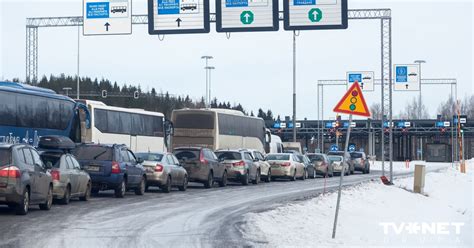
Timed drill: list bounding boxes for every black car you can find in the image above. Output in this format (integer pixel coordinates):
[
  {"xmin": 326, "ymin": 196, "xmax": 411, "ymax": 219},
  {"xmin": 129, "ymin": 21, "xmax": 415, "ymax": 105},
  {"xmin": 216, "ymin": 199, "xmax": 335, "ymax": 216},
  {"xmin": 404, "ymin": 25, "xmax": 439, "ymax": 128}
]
[
  {"xmin": 0, "ymin": 144, "xmax": 53, "ymax": 215},
  {"xmin": 73, "ymin": 144, "xmax": 147, "ymax": 198}
]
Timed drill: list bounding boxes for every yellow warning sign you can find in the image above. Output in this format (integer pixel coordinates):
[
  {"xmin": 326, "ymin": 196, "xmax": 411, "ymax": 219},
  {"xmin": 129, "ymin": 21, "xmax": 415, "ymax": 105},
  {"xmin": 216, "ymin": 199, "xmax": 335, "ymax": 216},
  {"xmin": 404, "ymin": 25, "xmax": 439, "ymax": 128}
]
[{"xmin": 333, "ymin": 81, "xmax": 371, "ymax": 117}]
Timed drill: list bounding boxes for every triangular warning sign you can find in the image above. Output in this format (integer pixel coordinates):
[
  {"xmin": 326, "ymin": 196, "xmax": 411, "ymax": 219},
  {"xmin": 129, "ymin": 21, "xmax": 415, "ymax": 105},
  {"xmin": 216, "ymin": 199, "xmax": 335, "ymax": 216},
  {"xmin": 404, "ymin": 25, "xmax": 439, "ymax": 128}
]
[{"xmin": 333, "ymin": 81, "xmax": 371, "ymax": 117}]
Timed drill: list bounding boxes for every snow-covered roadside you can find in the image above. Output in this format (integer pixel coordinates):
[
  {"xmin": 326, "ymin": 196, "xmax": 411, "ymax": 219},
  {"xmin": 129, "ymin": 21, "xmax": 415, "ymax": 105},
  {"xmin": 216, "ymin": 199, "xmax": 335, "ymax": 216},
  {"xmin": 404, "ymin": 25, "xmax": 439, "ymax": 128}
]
[
  {"xmin": 370, "ymin": 160, "xmax": 449, "ymax": 172},
  {"xmin": 244, "ymin": 161, "xmax": 473, "ymax": 247}
]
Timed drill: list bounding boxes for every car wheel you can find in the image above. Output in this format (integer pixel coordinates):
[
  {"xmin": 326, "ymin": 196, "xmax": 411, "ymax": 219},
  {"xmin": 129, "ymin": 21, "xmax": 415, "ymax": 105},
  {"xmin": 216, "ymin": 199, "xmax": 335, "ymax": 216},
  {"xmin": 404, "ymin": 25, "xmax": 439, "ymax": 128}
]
[
  {"xmin": 265, "ymin": 169, "xmax": 271, "ymax": 183},
  {"xmin": 290, "ymin": 170, "xmax": 296, "ymax": 181},
  {"xmin": 59, "ymin": 185, "xmax": 71, "ymax": 205},
  {"xmin": 204, "ymin": 171, "xmax": 214, "ymax": 189},
  {"xmin": 114, "ymin": 180, "xmax": 126, "ymax": 198},
  {"xmin": 91, "ymin": 188, "xmax": 99, "ymax": 195},
  {"xmin": 241, "ymin": 172, "xmax": 249, "ymax": 186},
  {"xmin": 39, "ymin": 186, "xmax": 53, "ymax": 210},
  {"xmin": 80, "ymin": 183, "xmax": 91, "ymax": 201},
  {"xmin": 15, "ymin": 189, "xmax": 29, "ymax": 215},
  {"xmin": 218, "ymin": 171, "xmax": 227, "ymax": 187},
  {"xmin": 135, "ymin": 176, "xmax": 146, "ymax": 195},
  {"xmin": 253, "ymin": 169, "xmax": 261, "ymax": 185},
  {"xmin": 178, "ymin": 175, "xmax": 188, "ymax": 191},
  {"xmin": 161, "ymin": 176, "xmax": 172, "ymax": 193}
]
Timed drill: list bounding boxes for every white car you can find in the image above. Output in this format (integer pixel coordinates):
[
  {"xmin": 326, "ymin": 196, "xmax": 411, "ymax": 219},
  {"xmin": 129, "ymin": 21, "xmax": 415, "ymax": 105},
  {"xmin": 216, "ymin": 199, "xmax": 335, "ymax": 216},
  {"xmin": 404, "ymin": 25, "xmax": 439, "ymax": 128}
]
[{"xmin": 327, "ymin": 155, "xmax": 350, "ymax": 176}]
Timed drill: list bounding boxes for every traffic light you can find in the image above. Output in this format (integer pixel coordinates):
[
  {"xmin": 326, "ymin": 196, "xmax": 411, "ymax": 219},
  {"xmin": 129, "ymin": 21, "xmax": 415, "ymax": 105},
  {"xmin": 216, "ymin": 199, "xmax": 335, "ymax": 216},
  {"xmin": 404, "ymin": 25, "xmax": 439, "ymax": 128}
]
[
  {"xmin": 101, "ymin": 90, "xmax": 107, "ymax": 98},
  {"xmin": 335, "ymin": 115, "xmax": 342, "ymax": 129}
]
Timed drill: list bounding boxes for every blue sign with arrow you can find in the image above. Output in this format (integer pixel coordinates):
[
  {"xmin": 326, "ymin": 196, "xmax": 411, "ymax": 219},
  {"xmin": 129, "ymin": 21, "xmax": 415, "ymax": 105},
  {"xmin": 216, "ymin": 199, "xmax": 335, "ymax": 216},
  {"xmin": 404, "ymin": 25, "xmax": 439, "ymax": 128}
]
[
  {"xmin": 348, "ymin": 73, "xmax": 362, "ymax": 83},
  {"xmin": 395, "ymin": 66, "xmax": 408, "ymax": 83},
  {"xmin": 330, "ymin": 144, "xmax": 339, "ymax": 151},
  {"xmin": 348, "ymin": 144, "xmax": 356, "ymax": 152}
]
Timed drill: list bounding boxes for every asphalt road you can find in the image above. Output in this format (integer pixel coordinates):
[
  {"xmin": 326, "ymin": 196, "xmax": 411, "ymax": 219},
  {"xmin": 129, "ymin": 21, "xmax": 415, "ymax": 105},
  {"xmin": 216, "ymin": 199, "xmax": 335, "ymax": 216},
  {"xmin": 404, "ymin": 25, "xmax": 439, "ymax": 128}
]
[{"xmin": 0, "ymin": 166, "xmax": 446, "ymax": 248}]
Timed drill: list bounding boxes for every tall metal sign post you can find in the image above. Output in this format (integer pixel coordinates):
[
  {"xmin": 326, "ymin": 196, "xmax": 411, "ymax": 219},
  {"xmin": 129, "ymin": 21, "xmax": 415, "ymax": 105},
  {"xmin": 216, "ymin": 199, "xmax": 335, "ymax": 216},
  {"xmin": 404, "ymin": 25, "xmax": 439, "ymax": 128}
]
[{"xmin": 331, "ymin": 81, "xmax": 370, "ymax": 238}]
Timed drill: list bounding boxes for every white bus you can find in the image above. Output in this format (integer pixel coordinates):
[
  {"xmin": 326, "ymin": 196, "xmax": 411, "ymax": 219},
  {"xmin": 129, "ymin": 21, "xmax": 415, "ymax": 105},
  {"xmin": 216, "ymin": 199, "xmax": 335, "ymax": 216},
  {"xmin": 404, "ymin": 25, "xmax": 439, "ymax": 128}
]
[
  {"xmin": 78, "ymin": 100, "xmax": 167, "ymax": 153},
  {"xmin": 171, "ymin": 109, "xmax": 271, "ymax": 153}
]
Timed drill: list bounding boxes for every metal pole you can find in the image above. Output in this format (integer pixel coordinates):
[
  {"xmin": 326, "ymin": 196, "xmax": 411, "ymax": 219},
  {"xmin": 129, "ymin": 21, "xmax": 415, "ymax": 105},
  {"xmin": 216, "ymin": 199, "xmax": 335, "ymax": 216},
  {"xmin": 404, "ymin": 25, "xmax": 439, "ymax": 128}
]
[
  {"xmin": 292, "ymin": 31, "xmax": 297, "ymax": 142},
  {"xmin": 205, "ymin": 60, "xmax": 209, "ymax": 107},
  {"xmin": 388, "ymin": 19, "xmax": 393, "ymax": 182},
  {"xmin": 332, "ymin": 114, "xmax": 352, "ymax": 239},
  {"xmin": 380, "ymin": 19, "xmax": 385, "ymax": 176},
  {"xmin": 317, "ymin": 82, "xmax": 320, "ymax": 151},
  {"xmin": 321, "ymin": 85, "xmax": 324, "ymax": 152},
  {"xmin": 76, "ymin": 22, "xmax": 80, "ymax": 99}
]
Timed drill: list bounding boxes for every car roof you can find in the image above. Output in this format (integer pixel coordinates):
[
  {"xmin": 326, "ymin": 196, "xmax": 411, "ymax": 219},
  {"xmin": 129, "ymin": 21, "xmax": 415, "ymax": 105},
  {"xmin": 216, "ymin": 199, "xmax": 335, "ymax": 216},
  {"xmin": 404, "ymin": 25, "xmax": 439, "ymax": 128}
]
[
  {"xmin": 0, "ymin": 143, "xmax": 30, "ymax": 149},
  {"xmin": 215, "ymin": 149, "xmax": 242, "ymax": 153},
  {"xmin": 135, "ymin": 152, "xmax": 166, "ymax": 155},
  {"xmin": 77, "ymin": 143, "xmax": 124, "ymax": 148},
  {"xmin": 174, "ymin": 147, "xmax": 205, "ymax": 151}
]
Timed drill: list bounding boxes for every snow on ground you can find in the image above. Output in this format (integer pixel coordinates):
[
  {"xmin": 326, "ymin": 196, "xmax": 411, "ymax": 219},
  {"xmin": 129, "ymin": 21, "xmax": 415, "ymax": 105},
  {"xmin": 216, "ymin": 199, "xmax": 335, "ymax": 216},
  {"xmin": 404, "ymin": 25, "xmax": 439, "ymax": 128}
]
[
  {"xmin": 370, "ymin": 160, "xmax": 450, "ymax": 172},
  {"xmin": 244, "ymin": 161, "xmax": 473, "ymax": 247}
]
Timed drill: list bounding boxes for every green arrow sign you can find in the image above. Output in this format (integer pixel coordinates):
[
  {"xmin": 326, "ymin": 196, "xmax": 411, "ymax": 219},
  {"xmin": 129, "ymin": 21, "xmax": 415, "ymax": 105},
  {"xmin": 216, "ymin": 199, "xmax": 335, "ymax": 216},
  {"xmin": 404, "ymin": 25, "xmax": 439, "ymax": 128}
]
[
  {"xmin": 240, "ymin": 11, "xmax": 254, "ymax": 25},
  {"xmin": 308, "ymin": 8, "xmax": 322, "ymax": 22}
]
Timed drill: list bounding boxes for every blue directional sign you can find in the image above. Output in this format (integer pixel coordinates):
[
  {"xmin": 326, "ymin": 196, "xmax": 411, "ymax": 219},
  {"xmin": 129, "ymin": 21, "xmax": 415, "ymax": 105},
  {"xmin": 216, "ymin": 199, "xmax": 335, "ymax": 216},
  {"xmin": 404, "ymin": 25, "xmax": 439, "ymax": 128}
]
[
  {"xmin": 348, "ymin": 144, "xmax": 356, "ymax": 152},
  {"xmin": 395, "ymin": 66, "xmax": 408, "ymax": 83},
  {"xmin": 158, "ymin": 0, "xmax": 180, "ymax": 15},
  {"xmin": 348, "ymin": 73, "xmax": 362, "ymax": 84},
  {"xmin": 325, "ymin": 122, "xmax": 333, "ymax": 128},
  {"xmin": 273, "ymin": 122, "xmax": 281, "ymax": 128},
  {"xmin": 294, "ymin": 0, "xmax": 315, "ymax": 5},
  {"xmin": 226, "ymin": 0, "xmax": 248, "ymax": 7},
  {"xmin": 86, "ymin": 2, "xmax": 110, "ymax": 19},
  {"xmin": 397, "ymin": 122, "xmax": 406, "ymax": 128},
  {"xmin": 436, "ymin": 121, "xmax": 444, "ymax": 127},
  {"xmin": 330, "ymin": 144, "xmax": 339, "ymax": 151}
]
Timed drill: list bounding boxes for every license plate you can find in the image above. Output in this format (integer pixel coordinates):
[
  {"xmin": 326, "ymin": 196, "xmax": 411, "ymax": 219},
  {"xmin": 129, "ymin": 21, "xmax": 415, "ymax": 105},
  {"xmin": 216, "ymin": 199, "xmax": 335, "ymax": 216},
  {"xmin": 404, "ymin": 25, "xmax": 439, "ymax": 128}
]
[{"xmin": 87, "ymin": 166, "xmax": 100, "ymax": 172}]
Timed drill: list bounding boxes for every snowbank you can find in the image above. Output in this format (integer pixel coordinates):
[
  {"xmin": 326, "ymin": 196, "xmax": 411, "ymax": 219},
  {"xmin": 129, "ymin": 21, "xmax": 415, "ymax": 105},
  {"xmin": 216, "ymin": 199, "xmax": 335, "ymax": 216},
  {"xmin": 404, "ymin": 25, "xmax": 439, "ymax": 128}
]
[
  {"xmin": 370, "ymin": 160, "xmax": 450, "ymax": 172},
  {"xmin": 244, "ymin": 161, "xmax": 473, "ymax": 247}
]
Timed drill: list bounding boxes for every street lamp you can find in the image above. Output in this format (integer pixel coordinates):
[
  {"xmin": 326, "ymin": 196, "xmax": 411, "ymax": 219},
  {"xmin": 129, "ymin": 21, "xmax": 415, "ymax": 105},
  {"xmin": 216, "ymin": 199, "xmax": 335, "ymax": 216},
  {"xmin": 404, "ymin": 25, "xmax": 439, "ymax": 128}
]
[
  {"xmin": 201, "ymin": 56, "xmax": 213, "ymax": 108},
  {"xmin": 74, "ymin": 17, "xmax": 82, "ymax": 100},
  {"xmin": 204, "ymin": 66, "xmax": 215, "ymax": 108},
  {"xmin": 63, "ymin": 87, "xmax": 72, "ymax": 97},
  {"xmin": 414, "ymin": 60, "xmax": 426, "ymax": 161}
]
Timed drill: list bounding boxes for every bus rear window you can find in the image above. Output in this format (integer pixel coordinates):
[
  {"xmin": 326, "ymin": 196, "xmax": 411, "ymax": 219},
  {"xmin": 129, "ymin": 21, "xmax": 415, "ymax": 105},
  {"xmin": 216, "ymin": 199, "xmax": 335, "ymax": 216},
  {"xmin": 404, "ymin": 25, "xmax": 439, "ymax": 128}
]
[
  {"xmin": 175, "ymin": 113, "xmax": 214, "ymax": 129},
  {"xmin": 0, "ymin": 149, "xmax": 11, "ymax": 166},
  {"xmin": 73, "ymin": 146, "xmax": 113, "ymax": 161}
]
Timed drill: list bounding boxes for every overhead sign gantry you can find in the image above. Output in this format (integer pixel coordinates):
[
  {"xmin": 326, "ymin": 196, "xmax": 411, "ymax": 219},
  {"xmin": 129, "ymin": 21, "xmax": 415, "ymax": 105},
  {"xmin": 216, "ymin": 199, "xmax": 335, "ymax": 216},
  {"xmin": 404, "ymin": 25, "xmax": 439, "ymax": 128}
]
[
  {"xmin": 83, "ymin": 0, "xmax": 132, "ymax": 35},
  {"xmin": 283, "ymin": 0, "xmax": 348, "ymax": 30},
  {"xmin": 216, "ymin": 0, "xmax": 279, "ymax": 32}
]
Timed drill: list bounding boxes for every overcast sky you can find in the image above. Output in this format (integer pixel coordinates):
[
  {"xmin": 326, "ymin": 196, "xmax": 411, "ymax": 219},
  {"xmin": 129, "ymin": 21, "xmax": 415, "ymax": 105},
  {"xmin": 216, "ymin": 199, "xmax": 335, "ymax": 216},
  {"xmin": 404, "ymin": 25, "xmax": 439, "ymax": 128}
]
[{"xmin": 1, "ymin": 0, "xmax": 473, "ymax": 120}]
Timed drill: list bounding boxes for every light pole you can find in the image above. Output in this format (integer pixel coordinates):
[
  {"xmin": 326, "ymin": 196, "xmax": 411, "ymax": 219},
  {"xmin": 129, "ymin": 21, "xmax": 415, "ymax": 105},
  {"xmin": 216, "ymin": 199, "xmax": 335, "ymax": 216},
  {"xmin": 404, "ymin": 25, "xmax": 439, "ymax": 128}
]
[
  {"xmin": 414, "ymin": 60, "xmax": 426, "ymax": 160},
  {"xmin": 292, "ymin": 31, "xmax": 297, "ymax": 142},
  {"xmin": 75, "ymin": 17, "xmax": 81, "ymax": 100},
  {"xmin": 205, "ymin": 66, "xmax": 215, "ymax": 107},
  {"xmin": 63, "ymin": 87, "xmax": 72, "ymax": 97},
  {"xmin": 201, "ymin": 56, "xmax": 213, "ymax": 107}
]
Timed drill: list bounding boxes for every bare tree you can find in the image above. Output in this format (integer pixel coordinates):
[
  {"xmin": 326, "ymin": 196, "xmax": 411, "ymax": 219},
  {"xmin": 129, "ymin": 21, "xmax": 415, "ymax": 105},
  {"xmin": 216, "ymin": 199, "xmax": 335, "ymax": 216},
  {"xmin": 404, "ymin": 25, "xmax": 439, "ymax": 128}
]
[
  {"xmin": 437, "ymin": 95, "xmax": 456, "ymax": 120},
  {"xmin": 370, "ymin": 103, "xmax": 382, "ymax": 120},
  {"xmin": 398, "ymin": 97, "xmax": 430, "ymax": 119}
]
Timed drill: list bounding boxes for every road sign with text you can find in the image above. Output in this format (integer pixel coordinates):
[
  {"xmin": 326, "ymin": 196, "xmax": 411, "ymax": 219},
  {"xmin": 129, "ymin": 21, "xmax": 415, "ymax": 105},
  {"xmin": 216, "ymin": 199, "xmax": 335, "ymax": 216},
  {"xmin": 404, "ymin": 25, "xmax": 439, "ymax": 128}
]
[
  {"xmin": 394, "ymin": 64, "xmax": 420, "ymax": 91},
  {"xmin": 83, "ymin": 0, "xmax": 132, "ymax": 35},
  {"xmin": 333, "ymin": 82, "xmax": 371, "ymax": 117},
  {"xmin": 148, "ymin": 0, "xmax": 210, "ymax": 34},
  {"xmin": 284, "ymin": 0, "xmax": 348, "ymax": 30},
  {"xmin": 347, "ymin": 71, "xmax": 374, "ymax": 91},
  {"xmin": 216, "ymin": 0, "xmax": 279, "ymax": 32}
]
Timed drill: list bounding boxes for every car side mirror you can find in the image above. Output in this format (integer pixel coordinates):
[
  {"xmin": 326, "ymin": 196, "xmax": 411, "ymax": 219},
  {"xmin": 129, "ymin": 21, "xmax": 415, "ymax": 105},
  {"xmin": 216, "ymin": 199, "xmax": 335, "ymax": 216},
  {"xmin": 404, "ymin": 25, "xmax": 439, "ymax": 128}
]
[
  {"xmin": 136, "ymin": 157, "xmax": 144, "ymax": 164},
  {"xmin": 253, "ymin": 158, "xmax": 259, "ymax": 162}
]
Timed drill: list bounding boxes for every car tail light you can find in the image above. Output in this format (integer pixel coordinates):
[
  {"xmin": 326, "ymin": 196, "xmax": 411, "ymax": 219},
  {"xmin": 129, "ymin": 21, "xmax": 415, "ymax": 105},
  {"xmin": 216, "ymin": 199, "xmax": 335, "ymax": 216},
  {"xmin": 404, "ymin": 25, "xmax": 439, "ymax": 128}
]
[
  {"xmin": 0, "ymin": 166, "xmax": 21, "ymax": 178},
  {"xmin": 232, "ymin": 161, "xmax": 245, "ymax": 167},
  {"xmin": 155, "ymin": 164, "xmax": 164, "ymax": 172},
  {"xmin": 51, "ymin": 170, "xmax": 60, "ymax": 181},
  {"xmin": 199, "ymin": 151, "xmax": 208, "ymax": 165},
  {"xmin": 111, "ymin": 161, "xmax": 121, "ymax": 174},
  {"xmin": 281, "ymin": 162, "xmax": 291, "ymax": 167}
]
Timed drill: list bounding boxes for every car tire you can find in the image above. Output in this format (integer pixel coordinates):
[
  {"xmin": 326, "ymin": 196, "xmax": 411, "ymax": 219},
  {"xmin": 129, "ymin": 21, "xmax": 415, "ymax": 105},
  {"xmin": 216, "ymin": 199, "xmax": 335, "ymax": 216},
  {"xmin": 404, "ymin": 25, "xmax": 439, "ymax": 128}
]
[
  {"xmin": 114, "ymin": 180, "xmax": 126, "ymax": 198},
  {"xmin": 218, "ymin": 171, "xmax": 227, "ymax": 187},
  {"xmin": 204, "ymin": 171, "xmax": 214, "ymax": 189},
  {"xmin": 253, "ymin": 169, "xmax": 260, "ymax": 185},
  {"xmin": 15, "ymin": 189, "xmax": 29, "ymax": 215},
  {"xmin": 91, "ymin": 188, "xmax": 99, "ymax": 195},
  {"xmin": 39, "ymin": 186, "xmax": 53, "ymax": 211},
  {"xmin": 178, "ymin": 175, "xmax": 188, "ymax": 191},
  {"xmin": 290, "ymin": 170, "xmax": 296, "ymax": 181},
  {"xmin": 241, "ymin": 173, "xmax": 249, "ymax": 186},
  {"xmin": 264, "ymin": 169, "xmax": 271, "ymax": 183},
  {"xmin": 80, "ymin": 183, "xmax": 91, "ymax": 201},
  {"xmin": 59, "ymin": 185, "xmax": 71, "ymax": 205},
  {"xmin": 161, "ymin": 176, "xmax": 172, "ymax": 193},
  {"xmin": 135, "ymin": 176, "xmax": 146, "ymax": 195}
]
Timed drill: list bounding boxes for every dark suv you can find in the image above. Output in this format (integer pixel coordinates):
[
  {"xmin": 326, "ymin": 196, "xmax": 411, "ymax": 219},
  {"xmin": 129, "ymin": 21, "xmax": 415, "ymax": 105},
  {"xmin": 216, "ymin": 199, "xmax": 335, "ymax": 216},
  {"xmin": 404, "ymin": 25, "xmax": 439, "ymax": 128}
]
[
  {"xmin": 0, "ymin": 144, "xmax": 53, "ymax": 215},
  {"xmin": 73, "ymin": 144, "xmax": 147, "ymax": 198},
  {"xmin": 174, "ymin": 147, "xmax": 227, "ymax": 188}
]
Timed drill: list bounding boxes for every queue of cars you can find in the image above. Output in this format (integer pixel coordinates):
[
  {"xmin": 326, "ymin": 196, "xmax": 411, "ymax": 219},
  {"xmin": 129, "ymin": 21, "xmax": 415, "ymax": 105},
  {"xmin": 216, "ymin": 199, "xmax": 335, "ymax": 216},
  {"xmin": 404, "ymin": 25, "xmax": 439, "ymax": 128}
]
[{"xmin": 0, "ymin": 135, "xmax": 370, "ymax": 215}]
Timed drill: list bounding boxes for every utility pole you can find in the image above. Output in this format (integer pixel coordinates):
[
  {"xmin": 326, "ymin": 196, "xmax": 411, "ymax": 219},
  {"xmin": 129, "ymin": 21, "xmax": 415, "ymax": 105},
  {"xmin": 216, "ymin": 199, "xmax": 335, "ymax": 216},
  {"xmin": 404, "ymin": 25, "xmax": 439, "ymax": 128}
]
[
  {"xmin": 292, "ymin": 31, "xmax": 297, "ymax": 142},
  {"xmin": 63, "ymin": 87, "xmax": 72, "ymax": 97},
  {"xmin": 205, "ymin": 66, "xmax": 215, "ymax": 106},
  {"xmin": 76, "ymin": 17, "xmax": 81, "ymax": 100},
  {"xmin": 414, "ymin": 60, "xmax": 426, "ymax": 160},
  {"xmin": 201, "ymin": 56, "xmax": 213, "ymax": 108}
]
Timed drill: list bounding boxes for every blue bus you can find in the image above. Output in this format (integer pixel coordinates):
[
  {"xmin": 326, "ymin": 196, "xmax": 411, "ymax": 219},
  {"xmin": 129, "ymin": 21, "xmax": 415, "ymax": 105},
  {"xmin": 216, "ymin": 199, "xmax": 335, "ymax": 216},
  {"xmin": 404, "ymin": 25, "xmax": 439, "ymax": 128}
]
[{"xmin": 0, "ymin": 82, "xmax": 90, "ymax": 146}]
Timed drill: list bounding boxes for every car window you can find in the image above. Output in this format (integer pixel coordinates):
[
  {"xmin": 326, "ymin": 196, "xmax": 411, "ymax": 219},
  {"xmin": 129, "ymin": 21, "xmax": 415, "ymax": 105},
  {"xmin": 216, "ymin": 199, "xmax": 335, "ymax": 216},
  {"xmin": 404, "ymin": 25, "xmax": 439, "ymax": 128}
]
[
  {"xmin": 127, "ymin": 151, "xmax": 136, "ymax": 164},
  {"xmin": 215, "ymin": 152, "xmax": 242, "ymax": 160},
  {"xmin": 204, "ymin": 150, "xmax": 215, "ymax": 160},
  {"xmin": 73, "ymin": 146, "xmax": 113, "ymax": 161},
  {"xmin": 350, "ymin": 153, "xmax": 363, "ymax": 158},
  {"xmin": 171, "ymin": 155, "xmax": 180, "ymax": 165},
  {"xmin": 266, "ymin": 154, "xmax": 289, "ymax": 161},
  {"xmin": 30, "ymin": 149, "xmax": 43, "ymax": 167},
  {"xmin": 174, "ymin": 150, "xmax": 200, "ymax": 160},
  {"xmin": 135, "ymin": 153, "xmax": 164, "ymax": 162},
  {"xmin": 244, "ymin": 153, "xmax": 253, "ymax": 160},
  {"xmin": 71, "ymin": 156, "xmax": 81, "ymax": 169},
  {"xmin": 22, "ymin": 149, "xmax": 34, "ymax": 165},
  {"xmin": 0, "ymin": 148, "xmax": 11, "ymax": 166},
  {"xmin": 328, "ymin": 156, "xmax": 343, "ymax": 162},
  {"xmin": 166, "ymin": 155, "xmax": 175, "ymax": 165},
  {"xmin": 66, "ymin": 156, "xmax": 76, "ymax": 169},
  {"xmin": 41, "ymin": 154, "xmax": 61, "ymax": 168},
  {"xmin": 120, "ymin": 150, "xmax": 130, "ymax": 162}
]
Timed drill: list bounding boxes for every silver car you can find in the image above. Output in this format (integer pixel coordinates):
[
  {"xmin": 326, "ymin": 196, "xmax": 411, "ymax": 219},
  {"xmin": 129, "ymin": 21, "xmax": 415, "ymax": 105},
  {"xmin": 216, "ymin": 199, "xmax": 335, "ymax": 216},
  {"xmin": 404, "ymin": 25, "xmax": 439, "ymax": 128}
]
[
  {"xmin": 40, "ymin": 151, "xmax": 92, "ymax": 204},
  {"xmin": 135, "ymin": 152, "xmax": 188, "ymax": 193},
  {"xmin": 215, "ymin": 150, "xmax": 260, "ymax": 185},
  {"xmin": 328, "ymin": 155, "xmax": 350, "ymax": 176},
  {"xmin": 247, "ymin": 150, "xmax": 271, "ymax": 182}
]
